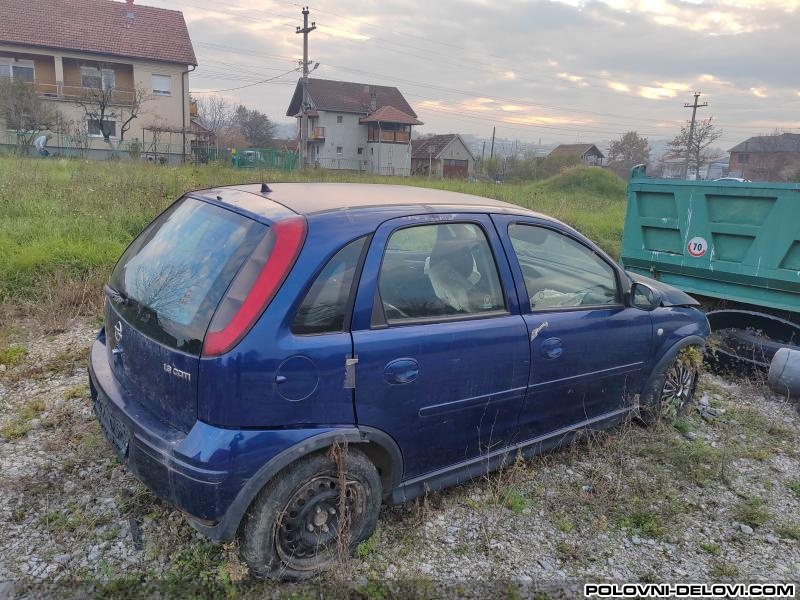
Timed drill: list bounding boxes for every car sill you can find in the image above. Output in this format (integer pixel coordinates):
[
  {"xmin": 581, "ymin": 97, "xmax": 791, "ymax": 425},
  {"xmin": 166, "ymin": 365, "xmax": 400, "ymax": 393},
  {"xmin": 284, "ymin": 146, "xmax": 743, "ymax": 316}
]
[{"xmin": 390, "ymin": 405, "xmax": 634, "ymax": 504}]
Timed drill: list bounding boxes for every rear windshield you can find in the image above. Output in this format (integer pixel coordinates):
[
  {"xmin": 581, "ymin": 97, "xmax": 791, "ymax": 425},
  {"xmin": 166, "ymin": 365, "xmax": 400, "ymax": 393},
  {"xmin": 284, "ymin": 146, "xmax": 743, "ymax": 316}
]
[{"xmin": 109, "ymin": 197, "xmax": 267, "ymax": 354}]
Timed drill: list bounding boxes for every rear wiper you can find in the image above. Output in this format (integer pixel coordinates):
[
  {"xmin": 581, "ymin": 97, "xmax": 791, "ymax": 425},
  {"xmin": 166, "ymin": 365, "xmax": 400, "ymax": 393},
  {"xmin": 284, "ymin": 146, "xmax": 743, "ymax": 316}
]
[{"xmin": 104, "ymin": 284, "xmax": 132, "ymax": 306}]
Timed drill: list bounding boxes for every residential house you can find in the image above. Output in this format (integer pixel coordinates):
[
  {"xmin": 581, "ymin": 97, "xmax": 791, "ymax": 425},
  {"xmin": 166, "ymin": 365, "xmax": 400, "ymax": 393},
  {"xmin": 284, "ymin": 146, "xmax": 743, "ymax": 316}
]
[
  {"xmin": 0, "ymin": 0, "xmax": 196, "ymax": 162},
  {"xmin": 411, "ymin": 134, "xmax": 475, "ymax": 178},
  {"xmin": 728, "ymin": 133, "xmax": 800, "ymax": 181},
  {"xmin": 286, "ymin": 78, "xmax": 422, "ymax": 175},
  {"xmin": 548, "ymin": 143, "xmax": 605, "ymax": 166}
]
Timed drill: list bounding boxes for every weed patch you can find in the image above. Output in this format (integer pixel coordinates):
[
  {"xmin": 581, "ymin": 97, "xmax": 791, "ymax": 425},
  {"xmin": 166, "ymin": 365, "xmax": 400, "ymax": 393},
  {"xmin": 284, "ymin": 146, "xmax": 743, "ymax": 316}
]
[{"xmin": 734, "ymin": 497, "xmax": 771, "ymax": 528}]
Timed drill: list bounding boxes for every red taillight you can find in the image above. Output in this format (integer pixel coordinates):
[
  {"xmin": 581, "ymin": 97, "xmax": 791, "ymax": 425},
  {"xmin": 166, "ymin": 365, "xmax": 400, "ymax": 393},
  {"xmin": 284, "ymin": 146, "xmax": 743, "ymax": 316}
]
[{"xmin": 202, "ymin": 216, "xmax": 306, "ymax": 357}]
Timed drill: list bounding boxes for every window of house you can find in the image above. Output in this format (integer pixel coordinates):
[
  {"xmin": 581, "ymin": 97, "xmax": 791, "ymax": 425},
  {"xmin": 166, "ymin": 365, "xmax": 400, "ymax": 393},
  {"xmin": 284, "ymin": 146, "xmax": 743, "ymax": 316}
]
[
  {"xmin": 0, "ymin": 58, "xmax": 34, "ymax": 82},
  {"xmin": 336, "ymin": 146, "xmax": 343, "ymax": 155},
  {"xmin": 357, "ymin": 147, "xmax": 364, "ymax": 155},
  {"xmin": 377, "ymin": 223, "xmax": 506, "ymax": 324},
  {"xmin": 507, "ymin": 224, "xmax": 618, "ymax": 311},
  {"xmin": 292, "ymin": 237, "xmax": 367, "ymax": 334},
  {"xmin": 336, "ymin": 115, "xmax": 343, "ymax": 124},
  {"xmin": 739, "ymin": 153, "xmax": 749, "ymax": 164},
  {"xmin": 88, "ymin": 118, "xmax": 117, "ymax": 138},
  {"xmin": 81, "ymin": 66, "xmax": 115, "ymax": 90},
  {"xmin": 151, "ymin": 74, "xmax": 172, "ymax": 96}
]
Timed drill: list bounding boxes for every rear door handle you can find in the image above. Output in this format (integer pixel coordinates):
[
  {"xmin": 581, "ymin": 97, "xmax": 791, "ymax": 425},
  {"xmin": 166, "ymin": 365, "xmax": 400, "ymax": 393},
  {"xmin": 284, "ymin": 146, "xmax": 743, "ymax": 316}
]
[
  {"xmin": 274, "ymin": 375, "xmax": 287, "ymax": 384},
  {"xmin": 384, "ymin": 358, "xmax": 419, "ymax": 385}
]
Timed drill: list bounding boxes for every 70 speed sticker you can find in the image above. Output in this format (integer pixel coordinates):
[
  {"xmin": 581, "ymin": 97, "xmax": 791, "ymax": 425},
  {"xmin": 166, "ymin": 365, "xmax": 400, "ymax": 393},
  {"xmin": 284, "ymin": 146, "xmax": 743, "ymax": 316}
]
[{"xmin": 687, "ymin": 236, "xmax": 708, "ymax": 257}]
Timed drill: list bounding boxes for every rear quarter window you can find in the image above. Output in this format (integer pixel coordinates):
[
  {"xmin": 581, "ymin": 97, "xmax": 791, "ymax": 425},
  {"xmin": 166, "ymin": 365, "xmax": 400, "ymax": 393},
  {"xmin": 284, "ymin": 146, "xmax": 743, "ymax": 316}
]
[
  {"xmin": 292, "ymin": 237, "xmax": 367, "ymax": 335},
  {"xmin": 109, "ymin": 197, "xmax": 266, "ymax": 354}
]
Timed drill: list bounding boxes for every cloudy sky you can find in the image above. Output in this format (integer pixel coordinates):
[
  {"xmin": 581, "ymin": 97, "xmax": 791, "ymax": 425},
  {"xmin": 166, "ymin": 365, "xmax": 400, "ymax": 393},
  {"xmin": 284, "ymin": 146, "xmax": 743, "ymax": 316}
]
[{"xmin": 148, "ymin": 0, "xmax": 799, "ymax": 147}]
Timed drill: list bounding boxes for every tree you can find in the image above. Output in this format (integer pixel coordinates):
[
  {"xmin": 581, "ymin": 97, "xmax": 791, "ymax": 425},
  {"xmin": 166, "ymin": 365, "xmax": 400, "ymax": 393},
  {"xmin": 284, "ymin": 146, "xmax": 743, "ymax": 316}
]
[
  {"xmin": 667, "ymin": 117, "xmax": 722, "ymax": 179},
  {"xmin": 194, "ymin": 95, "xmax": 232, "ymax": 136},
  {"xmin": 233, "ymin": 105, "xmax": 275, "ymax": 147},
  {"xmin": 74, "ymin": 65, "xmax": 149, "ymax": 158},
  {"xmin": 0, "ymin": 78, "xmax": 60, "ymax": 150},
  {"xmin": 607, "ymin": 131, "xmax": 650, "ymax": 179}
]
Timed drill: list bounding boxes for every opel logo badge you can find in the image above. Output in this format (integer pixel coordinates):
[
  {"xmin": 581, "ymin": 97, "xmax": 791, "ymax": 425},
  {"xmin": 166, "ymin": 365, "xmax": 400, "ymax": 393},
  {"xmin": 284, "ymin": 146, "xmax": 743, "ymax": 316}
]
[{"xmin": 114, "ymin": 320, "xmax": 123, "ymax": 343}]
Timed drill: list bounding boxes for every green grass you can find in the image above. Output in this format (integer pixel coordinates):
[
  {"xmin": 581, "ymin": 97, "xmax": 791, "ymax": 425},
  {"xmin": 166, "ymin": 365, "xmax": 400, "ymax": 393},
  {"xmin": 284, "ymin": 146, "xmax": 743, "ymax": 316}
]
[
  {"xmin": 776, "ymin": 522, "xmax": 800, "ymax": 540},
  {"xmin": 735, "ymin": 497, "xmax": 771, "ymax": 528},
  {"xmin": 0, "ymin": 344, "xmax": 26, "ymax": 366},
  {"xmin": 699, "ymin": 541, "xmax": 721, "ymax": 556},
  {"xmin": 502, "ymin": 486, "xmax": 531, "ymax": 514},
  {"xmin": 0, "ymin": 156, "xmax": 625, "ymax": 319},
  {"xmin": 786, "ymin": 480, "xmax": 800, "ymax": 499}
]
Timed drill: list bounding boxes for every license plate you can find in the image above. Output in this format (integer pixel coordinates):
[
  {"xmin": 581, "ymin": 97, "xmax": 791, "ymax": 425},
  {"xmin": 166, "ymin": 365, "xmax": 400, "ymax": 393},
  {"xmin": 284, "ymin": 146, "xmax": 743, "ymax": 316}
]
[{"xmin": 93, "ymin": 390, "xmax": 130, "ymax": 458}]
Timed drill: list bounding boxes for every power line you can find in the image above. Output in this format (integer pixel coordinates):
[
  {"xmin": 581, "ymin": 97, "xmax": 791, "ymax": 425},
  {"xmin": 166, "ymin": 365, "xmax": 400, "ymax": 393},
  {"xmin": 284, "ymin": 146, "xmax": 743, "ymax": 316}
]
[{"xmin": 193, "ymin": 66, "xmax": 300, "ymax": 93}]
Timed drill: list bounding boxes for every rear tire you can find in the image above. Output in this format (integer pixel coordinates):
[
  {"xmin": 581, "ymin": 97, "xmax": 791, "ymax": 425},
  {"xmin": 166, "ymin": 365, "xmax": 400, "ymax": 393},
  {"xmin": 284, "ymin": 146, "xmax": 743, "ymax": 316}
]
[
  {"xmin": 640, "ymin": 349, "xmax": 700, "ymax": 425},
  {"xmin": 239, "ymin": 447, "xmax": 381, "ymax": 581}
]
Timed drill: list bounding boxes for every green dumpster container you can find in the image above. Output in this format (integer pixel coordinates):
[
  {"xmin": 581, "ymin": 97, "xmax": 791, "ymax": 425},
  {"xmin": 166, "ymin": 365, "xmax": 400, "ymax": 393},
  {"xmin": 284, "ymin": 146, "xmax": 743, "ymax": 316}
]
[{"xmin": 620, "ymin": 165, "xmax": 800, "ymax": 315}]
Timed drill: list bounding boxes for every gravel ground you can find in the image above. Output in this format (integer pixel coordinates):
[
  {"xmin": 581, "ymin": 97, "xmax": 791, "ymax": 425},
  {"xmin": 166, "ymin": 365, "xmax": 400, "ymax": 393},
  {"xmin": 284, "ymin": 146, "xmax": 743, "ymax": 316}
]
[{"xmin": 1, "ymin": 319, "xmax": 798, "ymax": 599}]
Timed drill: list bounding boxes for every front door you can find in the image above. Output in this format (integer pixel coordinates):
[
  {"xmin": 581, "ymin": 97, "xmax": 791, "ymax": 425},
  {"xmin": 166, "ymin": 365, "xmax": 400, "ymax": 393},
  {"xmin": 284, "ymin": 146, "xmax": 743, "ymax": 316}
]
[
  {"xmin": 351, "ymin": 215, "xmax": 530, "ymax": 479},
  {"xmin": 493, "ymin": 215, "xmax": 653, "ymax": 441}
]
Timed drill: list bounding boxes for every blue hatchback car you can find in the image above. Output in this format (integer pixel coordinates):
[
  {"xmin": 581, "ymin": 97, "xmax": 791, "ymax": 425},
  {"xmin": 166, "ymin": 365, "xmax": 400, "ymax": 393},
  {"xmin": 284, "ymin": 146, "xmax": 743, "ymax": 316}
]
[{"xmin": 88, "ymin": 183, "xmax": 709, "ymax": 579}]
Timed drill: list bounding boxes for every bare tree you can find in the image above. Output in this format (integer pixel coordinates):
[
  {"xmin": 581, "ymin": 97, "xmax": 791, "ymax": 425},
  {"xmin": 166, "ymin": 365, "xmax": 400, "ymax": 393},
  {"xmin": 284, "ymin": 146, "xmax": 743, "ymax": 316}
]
[
  {"xmin": 74, "ymin": 65, "xmax": 149, "ymax": 158},
  {"xmin": 667, "ymin": 117, "xmax": 722, "ymax": 178},
  {"xmin": 0, "ymin": 78, "xmax": 60, "ymax": 151},
  {"xmin": 59, "ymin": 118, "xmax": 91, "ymax": 157},
  {"xmin": 194, "ymin": 95, "xmax": 232, "ymax": 135}
]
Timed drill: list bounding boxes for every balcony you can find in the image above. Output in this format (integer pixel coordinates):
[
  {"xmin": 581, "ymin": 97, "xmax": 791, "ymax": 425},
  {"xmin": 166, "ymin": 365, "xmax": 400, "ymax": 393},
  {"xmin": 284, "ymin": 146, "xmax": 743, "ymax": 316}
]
[
  {"xmin": 27, "ymin": 80, "xmax": 136, "ymax": 105},
  {"xmin": 309, "ymin": 127, "xmax": 325, "ymax": 140},
  {"xmin": 1, "ymin": 54, "xmax": 136, "ymax": 106},
  {"xmin": 367, "ymin": 124, "xmax": 412, "ymax": 144}
]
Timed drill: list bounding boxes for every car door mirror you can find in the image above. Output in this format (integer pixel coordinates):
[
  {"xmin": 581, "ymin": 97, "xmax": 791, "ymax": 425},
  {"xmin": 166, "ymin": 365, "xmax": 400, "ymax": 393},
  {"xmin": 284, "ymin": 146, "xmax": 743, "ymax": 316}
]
[{"xmin": 629, "ymin": 282, "xmax": 660, "ymax": 311}]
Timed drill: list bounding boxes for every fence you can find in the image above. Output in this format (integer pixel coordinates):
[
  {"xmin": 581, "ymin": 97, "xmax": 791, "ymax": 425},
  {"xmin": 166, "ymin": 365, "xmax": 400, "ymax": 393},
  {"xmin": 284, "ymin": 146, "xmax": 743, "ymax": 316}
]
[{"xmin": 200, "ymin": 147, "xmax": 299, "ymax": 171}]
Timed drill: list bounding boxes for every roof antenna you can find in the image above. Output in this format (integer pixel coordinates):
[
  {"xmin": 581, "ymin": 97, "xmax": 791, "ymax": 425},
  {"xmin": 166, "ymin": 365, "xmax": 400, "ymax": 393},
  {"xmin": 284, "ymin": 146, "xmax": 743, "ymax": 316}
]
[{"xmin": 260, "ymin": 182, "xmax": 272, "ymax": 194}]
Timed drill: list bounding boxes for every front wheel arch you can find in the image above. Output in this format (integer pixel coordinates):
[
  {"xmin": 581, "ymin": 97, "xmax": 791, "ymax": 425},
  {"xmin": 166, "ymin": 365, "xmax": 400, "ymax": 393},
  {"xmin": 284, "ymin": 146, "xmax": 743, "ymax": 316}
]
[{"xmin": 639, "ymin": 335, "xmax": 705, "ymax": 424}]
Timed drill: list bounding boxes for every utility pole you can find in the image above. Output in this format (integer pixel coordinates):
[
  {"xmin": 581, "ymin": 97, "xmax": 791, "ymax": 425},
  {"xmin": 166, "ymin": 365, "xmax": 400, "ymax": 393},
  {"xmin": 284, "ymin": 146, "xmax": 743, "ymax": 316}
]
[
  {"xmin": 489, "ymin": 126, "xmax": 496, "ymax": 160},
  {"xmin": 296, "ymin": 7, "xmax": 316, "ymax": 168},
  {"xmin": 682, "ymin": 91, "xmax": 707, "ymax": 180}
]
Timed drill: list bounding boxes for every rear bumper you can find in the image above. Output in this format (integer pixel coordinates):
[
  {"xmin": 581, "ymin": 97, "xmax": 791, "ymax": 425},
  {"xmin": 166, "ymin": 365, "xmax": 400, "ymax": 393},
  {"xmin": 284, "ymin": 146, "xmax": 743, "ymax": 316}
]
[{"xmin": 87, "ymin": 333, "xmax": 353, "ymax": 541}]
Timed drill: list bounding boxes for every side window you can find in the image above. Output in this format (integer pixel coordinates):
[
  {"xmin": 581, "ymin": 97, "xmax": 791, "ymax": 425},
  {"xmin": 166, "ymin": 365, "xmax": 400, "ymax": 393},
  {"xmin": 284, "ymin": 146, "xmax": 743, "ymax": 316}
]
[
  {"xmin": 378, "ymin": 223, "xmax": 506, "ymax": 323},
  {"xmin": 508, "ymin": 224, "xmax": 618, "ymax": 311},
  {"xmin": 292, "ymin": 237, "xmax": 367, "ymax": 334}
]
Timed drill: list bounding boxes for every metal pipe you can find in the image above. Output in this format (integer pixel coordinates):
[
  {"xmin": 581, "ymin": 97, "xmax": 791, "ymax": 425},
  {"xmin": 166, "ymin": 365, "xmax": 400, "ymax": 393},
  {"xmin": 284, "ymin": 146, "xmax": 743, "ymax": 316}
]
[{"xmin": 181, "ymin": 64, "xmax": 196, "ymax": 164}]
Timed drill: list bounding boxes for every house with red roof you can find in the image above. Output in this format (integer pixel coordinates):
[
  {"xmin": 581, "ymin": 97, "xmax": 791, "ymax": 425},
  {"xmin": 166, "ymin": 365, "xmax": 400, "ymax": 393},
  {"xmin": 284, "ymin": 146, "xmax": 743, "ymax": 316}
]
[
  {"xmin": 286, "ymin": 78, "xmax": 422, "ymax": 175},
  {"xmin": 411, "ymin": 134, "xmax": 475, "ymax": 178},
  {"xmin": 0, "ymin": 0, "xmax": 196, "ymax": 162}
]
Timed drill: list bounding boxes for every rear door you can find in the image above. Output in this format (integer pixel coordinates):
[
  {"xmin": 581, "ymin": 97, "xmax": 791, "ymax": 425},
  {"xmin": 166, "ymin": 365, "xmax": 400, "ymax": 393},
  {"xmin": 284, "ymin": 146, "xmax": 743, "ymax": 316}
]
[
  {"xmin": 492, "ymin": 215, "xmax": 653, "ymax": 440},
  {"xmin": 106, "ymin": 197, "xmax": 266, "ymax": 432},
  {"xmin": 351, "ymin": 214, "xmax": 530, "ymax": 479}
]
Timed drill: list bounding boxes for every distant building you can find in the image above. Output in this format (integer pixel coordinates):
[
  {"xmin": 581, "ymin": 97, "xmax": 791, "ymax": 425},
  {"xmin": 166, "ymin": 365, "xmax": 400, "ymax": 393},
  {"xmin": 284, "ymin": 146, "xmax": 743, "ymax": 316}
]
[
  {"xmin": 728, "ymin": 133, "xmax": 800, "ymax": 181},
  {"xmin": 548, "ymin": 143, "xmax": 605, "ymax": 166},
  {"xmin": 411, "ymin": 134, "xmax": 475, "ymax": 178},
  {"xmin": 286, "ymin": 78, "xmax": 422, "ymax": 175},
  {"xmin": 0, "ymin": 0, "xmax": 197, "ymax": 162}
]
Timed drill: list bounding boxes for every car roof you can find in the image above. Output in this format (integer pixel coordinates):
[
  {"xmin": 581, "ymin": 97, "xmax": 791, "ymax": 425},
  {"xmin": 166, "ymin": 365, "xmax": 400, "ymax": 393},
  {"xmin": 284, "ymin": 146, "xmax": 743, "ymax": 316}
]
[{"xmin": 193, "ymin": 182, "xmax": 543, "ymax": 219}]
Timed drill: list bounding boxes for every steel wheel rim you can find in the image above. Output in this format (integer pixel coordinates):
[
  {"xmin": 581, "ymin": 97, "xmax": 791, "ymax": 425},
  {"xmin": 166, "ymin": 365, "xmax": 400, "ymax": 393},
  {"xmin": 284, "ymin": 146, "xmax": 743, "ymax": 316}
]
[
  {"xmin": 660, "ymin": 362, "xmax": 696, "ymax": 420},
  {"xmin": 274, "ymin": 474, "xmax": 365, "ymax": 571}
]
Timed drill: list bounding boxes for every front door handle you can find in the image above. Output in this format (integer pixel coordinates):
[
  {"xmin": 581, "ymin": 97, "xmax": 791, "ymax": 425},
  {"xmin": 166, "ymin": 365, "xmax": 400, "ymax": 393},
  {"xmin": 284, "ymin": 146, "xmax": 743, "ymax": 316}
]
[
  {"xmin": 384, "ymin": 358, "xmax": 419, "ymax": 385},
  {"xmin": 540, "ymin": 337, "xmax": 563, "ymax": 360}
]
